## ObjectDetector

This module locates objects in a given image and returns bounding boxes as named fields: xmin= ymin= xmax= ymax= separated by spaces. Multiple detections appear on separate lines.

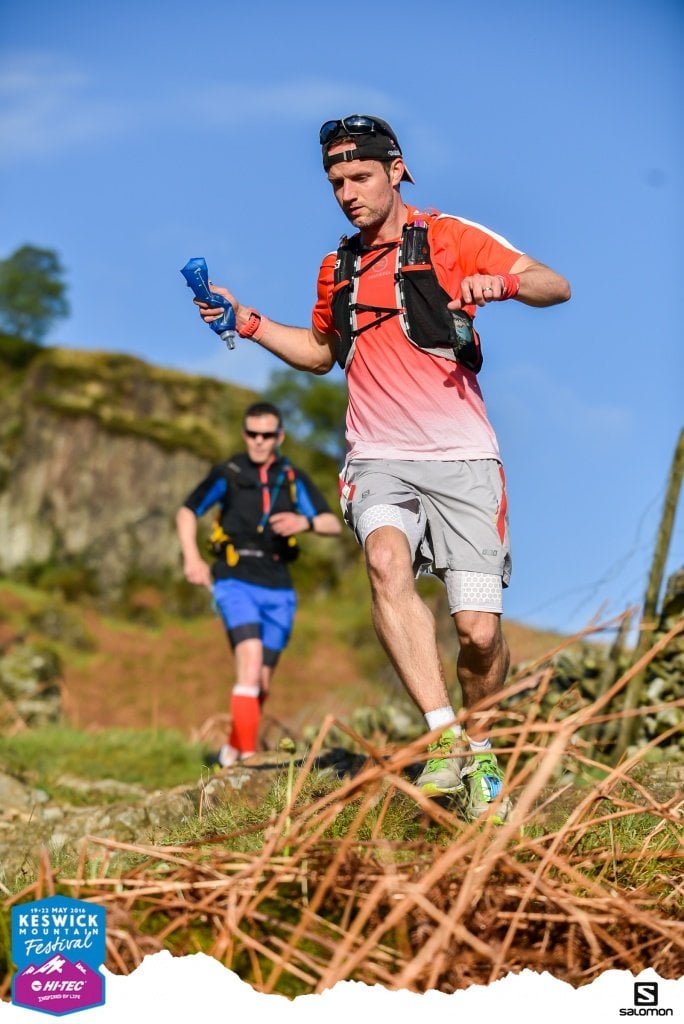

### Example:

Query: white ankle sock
xmin=468 ymin=737 xmax=492 ymax=753
xmin=218 ymin=743 xmax=239 ymax=767
xmin=425 ymin=706 xmax=458 ymax=732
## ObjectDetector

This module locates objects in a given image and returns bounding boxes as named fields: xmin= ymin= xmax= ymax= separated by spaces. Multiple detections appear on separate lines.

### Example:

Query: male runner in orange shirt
xmin=194 ymin=115 xmax=570 ymax=821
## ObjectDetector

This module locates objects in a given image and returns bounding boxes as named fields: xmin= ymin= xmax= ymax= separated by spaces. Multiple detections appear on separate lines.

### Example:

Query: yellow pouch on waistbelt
xmin=207 ymin=520 xmax=240 ymax=565
xmin=225 ymin=543 xmax=240 ymax=567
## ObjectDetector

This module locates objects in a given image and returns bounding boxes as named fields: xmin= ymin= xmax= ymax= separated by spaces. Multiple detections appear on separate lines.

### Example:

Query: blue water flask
xmin=180 ymin=257 xmax=236 ymax=349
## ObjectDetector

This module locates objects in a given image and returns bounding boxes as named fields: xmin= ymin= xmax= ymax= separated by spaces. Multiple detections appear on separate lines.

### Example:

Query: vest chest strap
xmin=332 ymin=219 xmax=483 ymax=374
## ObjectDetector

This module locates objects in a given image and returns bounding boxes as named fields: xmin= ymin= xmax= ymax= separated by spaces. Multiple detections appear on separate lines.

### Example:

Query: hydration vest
xmin=331 ymin=215 xmax=482 ymax=374
xmin=207 ymin=456 xmax=301 ymax=566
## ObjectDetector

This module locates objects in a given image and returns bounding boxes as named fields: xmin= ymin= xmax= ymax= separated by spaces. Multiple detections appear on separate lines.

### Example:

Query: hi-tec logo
xmin=619 ymin=982 xmax=673 ymax=1016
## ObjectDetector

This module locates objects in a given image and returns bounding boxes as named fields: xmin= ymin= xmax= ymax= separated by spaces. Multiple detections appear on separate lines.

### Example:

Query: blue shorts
xmin=212 ymin=579 xmax=297 ymax=667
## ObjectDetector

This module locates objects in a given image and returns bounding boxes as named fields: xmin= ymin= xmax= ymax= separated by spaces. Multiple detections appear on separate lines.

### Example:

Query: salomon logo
xmin=618 ymin=982 xmax=673 ymax=1015
xmin=635 ymin=984 xmax=658 ymax=1006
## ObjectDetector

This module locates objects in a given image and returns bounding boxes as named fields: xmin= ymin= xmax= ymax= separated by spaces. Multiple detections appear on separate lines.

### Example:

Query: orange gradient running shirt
xmin=313 ymin=206 xmax=522 ymax=462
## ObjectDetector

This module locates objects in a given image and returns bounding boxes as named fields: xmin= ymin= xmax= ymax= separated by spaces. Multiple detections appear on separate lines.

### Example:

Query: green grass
xmin=160 ymin=765 xmax=452 ymax=862
xmin=568 ymin=794 xmax=683 ymax=894
xmin=0 ymin=578 xmax=46 ymax=616
xmin=0 ymin=724 xmax=204 ymax=795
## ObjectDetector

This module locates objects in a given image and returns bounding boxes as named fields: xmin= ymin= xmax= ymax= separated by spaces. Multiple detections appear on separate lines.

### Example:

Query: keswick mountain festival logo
xmin=11 ymin=895 xmax=106 ymax=1015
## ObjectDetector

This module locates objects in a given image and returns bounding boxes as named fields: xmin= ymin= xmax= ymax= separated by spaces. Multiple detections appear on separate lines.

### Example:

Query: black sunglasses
xmin=244 ymin=429 xmax=279 ymax=440
xmin=319 ymin=115 xmax=390 ymax=147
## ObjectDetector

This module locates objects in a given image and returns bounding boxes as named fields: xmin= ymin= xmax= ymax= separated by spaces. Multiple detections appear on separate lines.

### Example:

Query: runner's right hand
xmin=183 ymin=556 xmax=212 ymax=588
xmin=195 ymin=282 xmax=240 ymax=325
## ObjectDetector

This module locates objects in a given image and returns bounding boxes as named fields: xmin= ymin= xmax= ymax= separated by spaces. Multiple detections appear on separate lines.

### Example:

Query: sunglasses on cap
xmin=244 ymin=429 xmax=279 ymax=440
xmin=319 ymin=115 xmax=395 ymax=147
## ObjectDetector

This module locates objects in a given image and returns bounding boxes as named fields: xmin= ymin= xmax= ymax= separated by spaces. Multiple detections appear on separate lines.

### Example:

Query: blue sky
xmin=1 ymin=0 xmax=682 ymax=638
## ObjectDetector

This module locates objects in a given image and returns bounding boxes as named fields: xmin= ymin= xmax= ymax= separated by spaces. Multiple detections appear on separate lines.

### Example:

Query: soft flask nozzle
xmin=180 ymin=257 xmax=236 ymax=350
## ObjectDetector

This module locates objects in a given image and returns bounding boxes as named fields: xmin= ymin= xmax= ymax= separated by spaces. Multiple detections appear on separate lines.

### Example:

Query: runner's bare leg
xmin=453 ymin=610 xmax=509 ymax=741
xmin=364 ymin=526 xmax=450 ymax=714
xmin=233 ymin=638 xmax=263 ymax=689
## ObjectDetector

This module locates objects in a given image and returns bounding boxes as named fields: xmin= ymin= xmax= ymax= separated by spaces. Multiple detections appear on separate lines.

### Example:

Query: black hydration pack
xmin=331 ymin=218 xmax=482 ymax=373
xmin=206 ymin=456 xmax=301 ymax=567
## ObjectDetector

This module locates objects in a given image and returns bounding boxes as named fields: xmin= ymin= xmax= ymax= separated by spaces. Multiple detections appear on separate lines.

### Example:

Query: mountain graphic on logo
xmin=30 ymin=955 xmax=69 ymax=976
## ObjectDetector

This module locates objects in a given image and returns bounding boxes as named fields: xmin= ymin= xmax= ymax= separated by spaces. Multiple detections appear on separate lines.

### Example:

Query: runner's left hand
xmin=450 ymin=275 xmax=503 ymax=308
xmin=269 ymin=511 xmax=310 ymax=536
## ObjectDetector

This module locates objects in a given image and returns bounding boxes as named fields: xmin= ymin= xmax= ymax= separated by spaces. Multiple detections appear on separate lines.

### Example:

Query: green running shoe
xmin=414 ymin=727 xmax=467 ymax=798
xmin=461 ymin=751 xmax=512 ymax=823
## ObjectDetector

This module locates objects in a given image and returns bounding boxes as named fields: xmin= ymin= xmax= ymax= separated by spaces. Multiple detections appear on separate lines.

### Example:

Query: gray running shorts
xmin=339 ymin=459 xmax=512 ymax=614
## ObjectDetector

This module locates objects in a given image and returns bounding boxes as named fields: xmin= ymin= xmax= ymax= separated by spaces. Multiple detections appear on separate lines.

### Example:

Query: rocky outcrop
xmin=0 ymin=347 xmax=256 ymax=594
xmin=0 ymin=405 xmax=207 ymax=589
xmin=0 ymin=641 xmax=62 ymax=728
xmin=0 ymin=749 xmax=364 ymax=883
xmin=0 ymin=767 xmax=200 ymax=881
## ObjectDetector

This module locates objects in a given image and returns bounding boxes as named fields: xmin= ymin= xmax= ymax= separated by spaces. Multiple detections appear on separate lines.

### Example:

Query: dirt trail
xmin=61 ymin=608 xmax=381 ymax=746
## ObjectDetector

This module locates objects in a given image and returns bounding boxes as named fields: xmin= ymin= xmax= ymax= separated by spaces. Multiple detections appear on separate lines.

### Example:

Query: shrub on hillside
xmin=0 ymin=334 xmax=42 ymax=369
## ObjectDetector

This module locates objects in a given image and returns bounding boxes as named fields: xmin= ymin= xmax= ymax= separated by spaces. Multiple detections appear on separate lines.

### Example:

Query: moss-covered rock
xmin=0 ymin=641 xmax=62 ymax=725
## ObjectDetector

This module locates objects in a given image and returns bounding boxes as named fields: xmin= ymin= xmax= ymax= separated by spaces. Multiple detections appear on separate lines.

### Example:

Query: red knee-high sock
xmin=229 ymin=691 xmax=261 ymax=754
